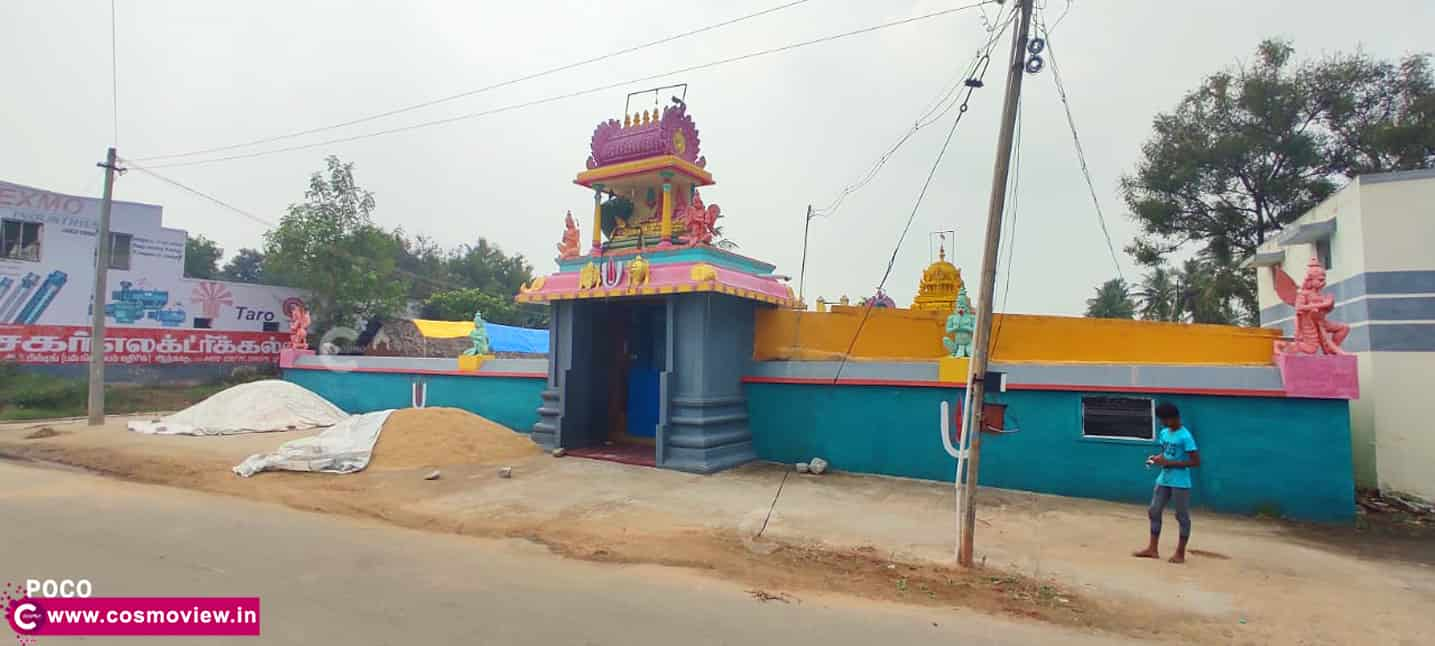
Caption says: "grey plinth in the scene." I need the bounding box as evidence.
[658,292,757,473]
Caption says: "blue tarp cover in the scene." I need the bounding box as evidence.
[486,322,549,354]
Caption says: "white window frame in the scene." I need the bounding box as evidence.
[1,218,43,262]
[1314,239,1333,270]
[108,232,133,270]
[1080,395,1156,441]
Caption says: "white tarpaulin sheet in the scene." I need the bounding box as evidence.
[232,410,394,477]
[127,380,347,436]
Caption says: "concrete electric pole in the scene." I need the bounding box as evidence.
[88,147,122,426]
[959,0,1034,568]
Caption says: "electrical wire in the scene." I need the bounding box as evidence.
[829,24,1006,383]
[989,95,1023,354]
[122,159,473,294]
[814,6,1016,218]
[1039,11,1123,280]
[141,1,998,170]
[1044,0,1073,35]
[132,0,816,162]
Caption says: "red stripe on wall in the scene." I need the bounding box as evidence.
[284,365,546,379]
[739,375,1289,398]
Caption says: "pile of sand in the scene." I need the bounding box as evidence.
[368,407,540,470]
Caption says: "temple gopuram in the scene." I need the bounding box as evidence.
[910,242,964,315]
[516,96,796,473]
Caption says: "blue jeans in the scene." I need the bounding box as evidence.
[1149,485,1191,539]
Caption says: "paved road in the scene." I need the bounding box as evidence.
[0,461,1121,645]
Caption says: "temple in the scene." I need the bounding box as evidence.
[516,97,797,472]
[911,243,964,314]
[278,91,1363,524]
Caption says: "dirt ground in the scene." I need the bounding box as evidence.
[3,416,1432,645]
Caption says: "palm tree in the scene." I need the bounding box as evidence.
[1085,278,1136,319]
[712,225,739,251]
[1174,257,1253,325]
[1136,265,1179,321]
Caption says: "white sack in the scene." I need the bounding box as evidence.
[128,380,347,436]
[232,410,394,477]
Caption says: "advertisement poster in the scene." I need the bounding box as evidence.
[1,180,306,356]
[0,325,288,365]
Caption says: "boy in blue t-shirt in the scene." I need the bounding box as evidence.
[1133,402,1201,564]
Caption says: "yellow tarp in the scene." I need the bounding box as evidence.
[411,319,474,339]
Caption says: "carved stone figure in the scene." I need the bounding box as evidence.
[1272,256,1350,356]
[556,211,581,258]
[579,261,601,289]
[462,311,490,356]
[690,263,718,282]
[860,288,896,309]
[629,255,651,287]
[942,286,976,358]
[680,192,721,246]
[288,302,311,350]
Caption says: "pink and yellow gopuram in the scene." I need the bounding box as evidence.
[520,96,795,473]
[516,98,798,309]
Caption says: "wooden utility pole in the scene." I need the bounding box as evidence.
[959,0,1034,567]
[798,204,814,304]
[88,147,121,426]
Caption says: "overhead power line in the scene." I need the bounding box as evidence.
[142,1,999,170]
[122,159,472,294]
[133,0,815,162]
[830,14,1008,383]
[989,95,1024,353]
[815,7,1015,218]
[1039,12,1123,279]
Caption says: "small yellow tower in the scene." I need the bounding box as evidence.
[911,243,964,314]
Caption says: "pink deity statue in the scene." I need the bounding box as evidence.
[288,302,311,350]
[680,192,720,246]
[1272,256,1349,356]
[556,211,581,258]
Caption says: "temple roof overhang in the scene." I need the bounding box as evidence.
[575,155,714,191]
[516,246,796,308]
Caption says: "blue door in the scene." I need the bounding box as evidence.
[625,304,664,438]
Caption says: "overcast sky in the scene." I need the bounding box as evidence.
[4,0,1431,315]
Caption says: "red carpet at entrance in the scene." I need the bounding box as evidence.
[566,444,656,467]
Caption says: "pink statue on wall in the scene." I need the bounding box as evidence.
[680,191,720,246]
[1272,256,1349,356]
[288,302,311,350]
[556,211,581,258]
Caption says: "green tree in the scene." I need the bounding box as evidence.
[1176,257,1247,325]
[1085,278,1136,319]
[220,248,266,284]
[1133,260,1246,325]
[420,288,548,328]
[184,235,222,279]
[393,232,452,301]
[1315,51,1435,175]
[1136,265,1180,322]
[262,156,408,330]
[1123,40,1435,324]
[443,238,534,297]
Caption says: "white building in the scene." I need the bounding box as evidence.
[1252,169,1435,500]
[1,179,304,367]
